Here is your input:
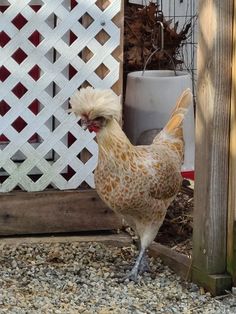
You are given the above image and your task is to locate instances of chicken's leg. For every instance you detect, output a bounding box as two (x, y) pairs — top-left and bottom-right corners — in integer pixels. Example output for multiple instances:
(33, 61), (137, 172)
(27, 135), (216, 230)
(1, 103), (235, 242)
(138, 252), (151, 274)
(121, 247), (146, 282)
(136, 239), (151, 274)
(120, 225), (158, 282)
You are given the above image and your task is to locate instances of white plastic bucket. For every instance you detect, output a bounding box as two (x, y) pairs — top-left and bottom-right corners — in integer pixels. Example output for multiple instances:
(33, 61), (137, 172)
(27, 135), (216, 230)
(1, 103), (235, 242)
(124, 70), (195, 176)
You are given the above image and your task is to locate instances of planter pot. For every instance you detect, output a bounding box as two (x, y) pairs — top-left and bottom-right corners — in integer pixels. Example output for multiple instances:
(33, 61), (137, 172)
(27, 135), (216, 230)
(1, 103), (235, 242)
(124, 70), (195, 178)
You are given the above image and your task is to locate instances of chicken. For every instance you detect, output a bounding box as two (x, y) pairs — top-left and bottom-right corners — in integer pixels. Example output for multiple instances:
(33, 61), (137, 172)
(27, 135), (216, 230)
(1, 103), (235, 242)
(69, 87), (192, 281)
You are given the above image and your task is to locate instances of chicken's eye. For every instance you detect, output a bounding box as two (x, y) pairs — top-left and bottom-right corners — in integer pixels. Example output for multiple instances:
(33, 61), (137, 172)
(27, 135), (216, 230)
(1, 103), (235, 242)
(94, 116), (106, 124)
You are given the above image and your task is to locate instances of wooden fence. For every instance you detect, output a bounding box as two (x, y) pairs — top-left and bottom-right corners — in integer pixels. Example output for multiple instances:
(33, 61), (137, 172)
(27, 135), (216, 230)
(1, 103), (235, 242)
(228, 0), (236, 287)
(192, 0), (236, 294)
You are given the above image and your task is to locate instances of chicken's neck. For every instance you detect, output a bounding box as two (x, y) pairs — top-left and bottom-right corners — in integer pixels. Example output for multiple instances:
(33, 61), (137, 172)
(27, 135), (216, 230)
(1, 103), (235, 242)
(96, 119), (133, 158)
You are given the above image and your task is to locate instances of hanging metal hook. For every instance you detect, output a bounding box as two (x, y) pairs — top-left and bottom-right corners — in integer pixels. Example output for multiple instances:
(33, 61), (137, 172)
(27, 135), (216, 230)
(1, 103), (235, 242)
(152, 21), (164, 51)
(142, 21), (164, 76)
(142, 20), (177, 76)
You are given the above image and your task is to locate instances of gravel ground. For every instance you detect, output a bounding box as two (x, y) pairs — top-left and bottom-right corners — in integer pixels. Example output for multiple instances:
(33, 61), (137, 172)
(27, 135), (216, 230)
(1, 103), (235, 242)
(0, 241), (235, 314)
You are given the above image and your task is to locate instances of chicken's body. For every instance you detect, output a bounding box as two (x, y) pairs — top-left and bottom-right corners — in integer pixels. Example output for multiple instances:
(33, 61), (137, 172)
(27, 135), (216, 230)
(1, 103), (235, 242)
(95, 119), (182, 241)
(70, 87), (192, 281)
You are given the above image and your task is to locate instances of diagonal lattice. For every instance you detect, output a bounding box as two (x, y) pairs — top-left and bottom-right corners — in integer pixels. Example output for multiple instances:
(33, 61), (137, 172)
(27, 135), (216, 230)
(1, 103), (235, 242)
(0, 0), (122, 192)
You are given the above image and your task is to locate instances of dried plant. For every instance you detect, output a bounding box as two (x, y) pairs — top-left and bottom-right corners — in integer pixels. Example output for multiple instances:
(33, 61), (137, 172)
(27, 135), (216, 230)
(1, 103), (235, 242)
(124, 2), (195, 73)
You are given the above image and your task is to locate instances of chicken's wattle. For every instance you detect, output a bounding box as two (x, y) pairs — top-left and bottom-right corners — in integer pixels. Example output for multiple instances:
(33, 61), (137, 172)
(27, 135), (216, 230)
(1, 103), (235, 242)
(88, 125), (100, 133)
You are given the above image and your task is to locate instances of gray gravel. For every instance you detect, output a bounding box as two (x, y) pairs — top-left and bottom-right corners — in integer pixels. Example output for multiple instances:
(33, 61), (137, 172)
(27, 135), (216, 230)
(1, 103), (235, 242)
(0, 241), (235, 314)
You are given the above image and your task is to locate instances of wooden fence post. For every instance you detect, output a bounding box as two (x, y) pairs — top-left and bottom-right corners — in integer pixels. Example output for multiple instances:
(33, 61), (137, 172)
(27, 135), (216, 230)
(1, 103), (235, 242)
(228, 0), (236, 286)
(192, 0), (233, 295)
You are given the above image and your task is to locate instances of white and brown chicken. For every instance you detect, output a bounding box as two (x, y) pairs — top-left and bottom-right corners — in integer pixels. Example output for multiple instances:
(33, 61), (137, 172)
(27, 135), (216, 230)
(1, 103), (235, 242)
(69, 87), (192, 281)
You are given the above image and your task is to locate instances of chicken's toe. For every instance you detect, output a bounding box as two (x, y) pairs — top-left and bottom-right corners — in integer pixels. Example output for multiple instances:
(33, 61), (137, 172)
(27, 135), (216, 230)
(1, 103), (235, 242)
(118, 266), (139, 283)
(138, 253), (151, 274)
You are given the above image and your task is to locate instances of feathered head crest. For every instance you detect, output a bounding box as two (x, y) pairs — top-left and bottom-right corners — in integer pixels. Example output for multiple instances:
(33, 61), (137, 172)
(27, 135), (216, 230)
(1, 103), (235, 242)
(69, 87), (121, 122)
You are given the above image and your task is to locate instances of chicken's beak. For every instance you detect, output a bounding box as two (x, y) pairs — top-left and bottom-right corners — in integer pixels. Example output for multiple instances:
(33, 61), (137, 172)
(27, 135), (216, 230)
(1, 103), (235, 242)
(80, 118), (89, 131)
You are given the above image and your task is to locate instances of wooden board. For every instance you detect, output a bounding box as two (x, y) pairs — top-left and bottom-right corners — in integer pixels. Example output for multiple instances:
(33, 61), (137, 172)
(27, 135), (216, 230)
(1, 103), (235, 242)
(193, 0), (233, 293)
(0, 232), (132, 247)
(0, 190), (122, 236)
(227, 0), (236, 286)
(149, 242), (192, 280)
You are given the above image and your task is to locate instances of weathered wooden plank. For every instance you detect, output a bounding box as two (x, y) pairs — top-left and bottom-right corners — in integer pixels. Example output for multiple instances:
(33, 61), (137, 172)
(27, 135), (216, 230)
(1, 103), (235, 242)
(191, 270), (232, 296)
(0, 190), (122, 235)
(149, 242), (192, 280)
(227, 0), (236, 286)
(227, 222), (236, 285)
(193, 0), (233, 291)
(0, 232), (132, 247)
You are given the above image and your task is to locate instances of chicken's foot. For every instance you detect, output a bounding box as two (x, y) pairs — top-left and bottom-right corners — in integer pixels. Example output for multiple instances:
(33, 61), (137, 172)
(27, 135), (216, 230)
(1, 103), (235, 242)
(119, 247), (146, 282)
(138, 252), (151, 274)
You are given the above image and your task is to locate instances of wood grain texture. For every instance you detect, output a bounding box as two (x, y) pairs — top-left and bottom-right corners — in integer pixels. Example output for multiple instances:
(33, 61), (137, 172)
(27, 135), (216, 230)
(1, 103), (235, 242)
(149, 242), (191, 280)
(191, 269), (232, 296)
(227, 0), (236, 285)
(0, 232), (132, 247)
(193, 0), (233, 274)
(0, 190), (122, 236)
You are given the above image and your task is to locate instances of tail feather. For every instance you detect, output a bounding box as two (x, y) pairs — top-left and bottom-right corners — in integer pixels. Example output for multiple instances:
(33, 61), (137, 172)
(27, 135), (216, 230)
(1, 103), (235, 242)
(163, 88), (192, 136)
(152, 88), (192, 146)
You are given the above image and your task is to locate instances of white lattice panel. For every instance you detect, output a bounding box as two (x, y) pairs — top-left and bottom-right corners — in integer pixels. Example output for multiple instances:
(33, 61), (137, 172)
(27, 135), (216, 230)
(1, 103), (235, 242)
(0, 0), (122, 192)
